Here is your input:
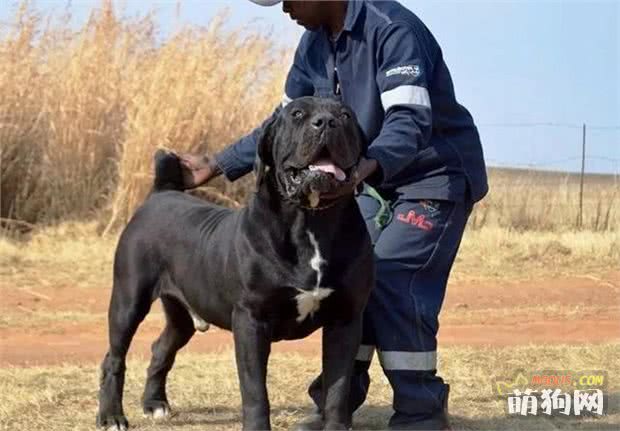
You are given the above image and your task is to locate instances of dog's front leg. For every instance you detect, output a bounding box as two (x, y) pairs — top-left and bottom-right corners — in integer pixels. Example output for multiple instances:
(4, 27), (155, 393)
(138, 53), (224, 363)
(232, 305), (272, 431)
(322, 316), (362, 430)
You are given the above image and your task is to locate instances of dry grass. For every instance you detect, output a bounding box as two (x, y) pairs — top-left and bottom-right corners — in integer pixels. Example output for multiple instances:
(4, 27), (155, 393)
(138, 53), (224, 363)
(0, 310), (102, 329)
(0, 344), (618, 430)
(0, 1), (617, 233)
(0, 222), (116, 292)
(2, 222), (617, 290)
(470, 168), (619, 232)
(2, 224), (617, 429)
(0, 0), (287, 229)
(451, 226), (620, 281)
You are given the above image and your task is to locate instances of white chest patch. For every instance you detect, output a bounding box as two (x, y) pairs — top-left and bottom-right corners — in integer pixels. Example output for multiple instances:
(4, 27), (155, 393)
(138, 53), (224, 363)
(295, 231), (333, 322)
(295, 287), (333, 322)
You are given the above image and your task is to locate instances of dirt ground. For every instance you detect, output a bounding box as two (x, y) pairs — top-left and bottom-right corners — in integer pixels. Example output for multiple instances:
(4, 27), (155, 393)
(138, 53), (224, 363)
(2, 272), (618, 366)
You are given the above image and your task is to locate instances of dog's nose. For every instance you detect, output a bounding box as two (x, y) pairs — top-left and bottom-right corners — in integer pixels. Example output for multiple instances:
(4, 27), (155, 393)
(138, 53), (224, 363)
(311, 113), (338, 130)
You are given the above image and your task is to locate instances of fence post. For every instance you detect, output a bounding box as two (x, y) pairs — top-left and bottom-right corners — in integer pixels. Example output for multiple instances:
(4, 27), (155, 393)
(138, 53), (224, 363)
(578, 123), (586, 228)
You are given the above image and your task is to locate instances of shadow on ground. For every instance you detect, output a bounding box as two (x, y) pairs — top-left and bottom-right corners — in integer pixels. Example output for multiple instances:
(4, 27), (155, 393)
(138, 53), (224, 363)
(158, 394), (618, 430)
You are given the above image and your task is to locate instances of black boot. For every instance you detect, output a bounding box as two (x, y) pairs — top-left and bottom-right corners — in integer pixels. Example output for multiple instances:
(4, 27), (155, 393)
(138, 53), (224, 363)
(388, 384), (451, 431)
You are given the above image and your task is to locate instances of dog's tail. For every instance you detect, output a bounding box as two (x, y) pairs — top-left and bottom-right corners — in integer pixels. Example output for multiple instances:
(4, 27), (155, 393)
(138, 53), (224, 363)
(153, 149), (185, 192)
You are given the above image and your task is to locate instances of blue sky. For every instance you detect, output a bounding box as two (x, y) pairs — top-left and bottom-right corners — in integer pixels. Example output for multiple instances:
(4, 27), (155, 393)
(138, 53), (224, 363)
(2, 0), (618, 173)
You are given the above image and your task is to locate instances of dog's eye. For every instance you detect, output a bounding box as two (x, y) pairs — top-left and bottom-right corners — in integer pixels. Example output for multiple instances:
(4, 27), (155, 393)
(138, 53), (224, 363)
(292, 110), (304, 119)
(340, 111), (351, 120)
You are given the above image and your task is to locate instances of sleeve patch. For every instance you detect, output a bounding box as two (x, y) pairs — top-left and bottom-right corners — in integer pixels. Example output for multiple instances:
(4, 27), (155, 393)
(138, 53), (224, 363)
(386, 64), (421, 78)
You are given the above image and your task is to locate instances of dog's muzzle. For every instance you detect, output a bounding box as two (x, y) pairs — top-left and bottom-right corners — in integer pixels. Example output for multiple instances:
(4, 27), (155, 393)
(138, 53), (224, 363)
(284, 159), (357, 209)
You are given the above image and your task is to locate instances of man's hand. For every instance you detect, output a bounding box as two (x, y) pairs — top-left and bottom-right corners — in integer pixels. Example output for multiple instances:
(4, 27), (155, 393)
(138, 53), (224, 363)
(321, 158), (379, 200)
(178, 153), (222, 189)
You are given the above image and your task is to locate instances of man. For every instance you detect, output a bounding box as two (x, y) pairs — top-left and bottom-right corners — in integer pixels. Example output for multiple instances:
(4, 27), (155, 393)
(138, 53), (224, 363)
(180, 1), (488, 430)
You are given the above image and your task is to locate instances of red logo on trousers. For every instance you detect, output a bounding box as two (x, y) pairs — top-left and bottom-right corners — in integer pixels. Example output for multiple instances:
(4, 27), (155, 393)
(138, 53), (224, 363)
(397, 210), (433, 231)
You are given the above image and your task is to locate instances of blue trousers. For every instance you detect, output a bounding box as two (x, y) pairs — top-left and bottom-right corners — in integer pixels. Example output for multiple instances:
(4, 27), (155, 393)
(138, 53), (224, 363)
(309, 189), (472, 426)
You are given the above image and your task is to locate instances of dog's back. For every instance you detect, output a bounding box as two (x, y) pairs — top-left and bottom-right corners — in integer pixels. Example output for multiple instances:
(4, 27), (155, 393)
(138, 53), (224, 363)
(132, 149), (236, 250)
(111, 151), (238, 328)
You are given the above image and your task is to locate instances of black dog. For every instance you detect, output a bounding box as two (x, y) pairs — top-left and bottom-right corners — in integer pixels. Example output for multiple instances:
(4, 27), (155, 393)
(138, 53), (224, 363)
(97, 97), (374, 430)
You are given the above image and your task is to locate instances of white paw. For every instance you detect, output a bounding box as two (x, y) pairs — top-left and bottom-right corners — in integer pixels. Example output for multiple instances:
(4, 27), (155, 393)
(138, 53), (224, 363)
(144, 405), (170, 420)
(106, 425), (127, 431)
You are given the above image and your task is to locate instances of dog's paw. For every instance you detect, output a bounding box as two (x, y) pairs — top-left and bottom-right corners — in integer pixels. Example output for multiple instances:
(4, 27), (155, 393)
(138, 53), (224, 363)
(96, 413), (128, 430)
(143, 400), (171, 420)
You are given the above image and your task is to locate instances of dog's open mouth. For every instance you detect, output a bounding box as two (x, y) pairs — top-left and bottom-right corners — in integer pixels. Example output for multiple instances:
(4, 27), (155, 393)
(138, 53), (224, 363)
(288, 159), (352, 186)
(308, 159), (347, 182)
(288, 159), (351, 185)
(285, 158), (354, 209)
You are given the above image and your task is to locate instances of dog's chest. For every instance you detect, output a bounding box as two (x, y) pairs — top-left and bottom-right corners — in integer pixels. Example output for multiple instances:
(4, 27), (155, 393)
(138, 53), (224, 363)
(291, 231), (334, 323)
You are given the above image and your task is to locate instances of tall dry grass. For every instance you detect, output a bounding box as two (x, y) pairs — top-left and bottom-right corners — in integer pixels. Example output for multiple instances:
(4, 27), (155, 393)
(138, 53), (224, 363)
(0, 1), (617, 233)
(469, 168), (618, 231)
(0, 1), (288, 229)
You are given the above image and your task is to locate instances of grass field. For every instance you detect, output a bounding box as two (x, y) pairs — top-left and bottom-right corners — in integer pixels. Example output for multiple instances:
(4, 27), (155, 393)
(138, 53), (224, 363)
(1, 224), (618, 429)
(1, 345), (618, 430)
(2, 220), (618, 286)
(471, 168), (618, 232)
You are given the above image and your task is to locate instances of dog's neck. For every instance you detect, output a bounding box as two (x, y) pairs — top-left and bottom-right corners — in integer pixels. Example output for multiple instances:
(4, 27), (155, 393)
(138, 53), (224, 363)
(247, 174), (355, 245)
(240, 174), (367, 285)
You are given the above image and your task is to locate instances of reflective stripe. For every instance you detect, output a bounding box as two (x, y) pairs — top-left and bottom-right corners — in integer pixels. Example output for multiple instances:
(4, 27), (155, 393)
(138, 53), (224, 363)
(378, 350), (437, 371)
(355, 344), (375, 362)
(282, 93), (293, 107)
(380, 85), (431, 111)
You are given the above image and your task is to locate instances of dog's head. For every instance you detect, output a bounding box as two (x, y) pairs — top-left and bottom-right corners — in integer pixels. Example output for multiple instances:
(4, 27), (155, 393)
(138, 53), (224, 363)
(256, 97), (365, 208)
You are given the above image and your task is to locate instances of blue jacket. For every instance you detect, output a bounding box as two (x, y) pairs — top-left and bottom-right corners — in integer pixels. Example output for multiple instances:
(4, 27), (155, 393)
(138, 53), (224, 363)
(215, 0), (488, 203)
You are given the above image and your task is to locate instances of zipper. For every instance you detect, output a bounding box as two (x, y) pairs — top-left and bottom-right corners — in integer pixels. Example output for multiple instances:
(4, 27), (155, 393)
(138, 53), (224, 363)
(334, 66), (341, 96)
(325, 29), (343, 100)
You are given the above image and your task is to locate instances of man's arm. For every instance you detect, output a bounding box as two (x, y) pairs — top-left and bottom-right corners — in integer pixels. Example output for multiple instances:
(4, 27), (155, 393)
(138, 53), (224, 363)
(365, 22), (436, 188)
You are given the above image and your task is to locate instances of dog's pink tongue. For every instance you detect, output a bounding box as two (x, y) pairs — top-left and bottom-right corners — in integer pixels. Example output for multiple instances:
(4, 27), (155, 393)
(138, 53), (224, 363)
(308, 159), (346, 181)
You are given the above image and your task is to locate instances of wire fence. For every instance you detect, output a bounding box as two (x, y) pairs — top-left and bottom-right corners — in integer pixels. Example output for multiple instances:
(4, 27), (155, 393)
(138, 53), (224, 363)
(468, 123), (618, 230)
(478, 122), (619, 172)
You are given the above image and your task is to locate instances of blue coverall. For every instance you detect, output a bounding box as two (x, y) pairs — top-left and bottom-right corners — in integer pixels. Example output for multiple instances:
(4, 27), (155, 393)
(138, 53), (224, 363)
(214, 0), (488, 427)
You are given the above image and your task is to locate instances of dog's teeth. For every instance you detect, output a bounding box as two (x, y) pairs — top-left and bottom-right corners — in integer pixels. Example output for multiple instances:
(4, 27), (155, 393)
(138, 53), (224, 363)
(309, 191), (320, 208)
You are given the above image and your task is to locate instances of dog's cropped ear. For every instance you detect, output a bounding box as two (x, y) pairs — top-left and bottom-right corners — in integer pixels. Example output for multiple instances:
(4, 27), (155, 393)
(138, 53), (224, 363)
(255, 115), (278, 190)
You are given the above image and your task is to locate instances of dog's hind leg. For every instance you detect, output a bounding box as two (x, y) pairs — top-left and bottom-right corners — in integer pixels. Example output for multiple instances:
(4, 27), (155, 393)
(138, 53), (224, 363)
(97, 273), (155, 430)
(142, 296), (196, 419)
